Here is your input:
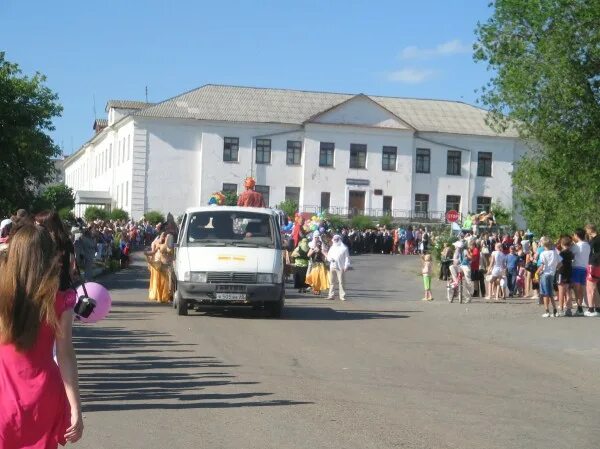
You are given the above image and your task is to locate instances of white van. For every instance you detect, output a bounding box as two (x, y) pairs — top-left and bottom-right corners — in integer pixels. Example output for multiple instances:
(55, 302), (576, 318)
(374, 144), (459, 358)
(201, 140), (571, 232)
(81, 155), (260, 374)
(173, 206), (285, 317)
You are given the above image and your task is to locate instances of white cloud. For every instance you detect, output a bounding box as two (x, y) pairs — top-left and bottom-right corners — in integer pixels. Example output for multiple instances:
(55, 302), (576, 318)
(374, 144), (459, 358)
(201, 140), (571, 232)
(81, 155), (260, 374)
(399, 39), (471, 60)
(386, 68), (436, 84)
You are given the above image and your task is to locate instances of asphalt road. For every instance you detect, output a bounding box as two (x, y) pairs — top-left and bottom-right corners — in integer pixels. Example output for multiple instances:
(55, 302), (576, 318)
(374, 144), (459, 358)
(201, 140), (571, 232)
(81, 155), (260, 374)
(74, 253), (600, 449)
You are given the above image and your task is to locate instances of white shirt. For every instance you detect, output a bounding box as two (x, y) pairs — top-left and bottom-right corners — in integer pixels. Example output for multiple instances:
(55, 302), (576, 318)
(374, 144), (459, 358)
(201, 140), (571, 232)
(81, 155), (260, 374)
(521, 239), (530, 254)
(540, 249), (561, 275)
(572, 241), (591, 268)
(492, 250), (507, 269)
(327, 242), (350, 271)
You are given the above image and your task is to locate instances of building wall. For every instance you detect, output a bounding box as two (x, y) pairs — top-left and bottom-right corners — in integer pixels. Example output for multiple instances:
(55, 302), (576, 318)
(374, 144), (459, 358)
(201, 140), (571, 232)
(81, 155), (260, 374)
(65, 111), (525, 223)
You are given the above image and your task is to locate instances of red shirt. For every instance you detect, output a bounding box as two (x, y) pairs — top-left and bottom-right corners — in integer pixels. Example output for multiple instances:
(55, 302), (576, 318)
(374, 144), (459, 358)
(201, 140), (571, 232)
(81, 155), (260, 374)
(237, 190), (265, 207)
(470, 247), (480, 271)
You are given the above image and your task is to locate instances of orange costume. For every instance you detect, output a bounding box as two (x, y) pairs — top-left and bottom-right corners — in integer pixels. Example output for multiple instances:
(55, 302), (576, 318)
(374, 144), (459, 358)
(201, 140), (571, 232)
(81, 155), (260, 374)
(237, 177), (265, 207)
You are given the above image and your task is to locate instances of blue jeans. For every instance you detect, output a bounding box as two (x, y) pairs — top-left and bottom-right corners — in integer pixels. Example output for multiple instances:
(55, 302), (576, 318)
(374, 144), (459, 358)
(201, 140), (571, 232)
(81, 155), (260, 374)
(507, 270), (518, 295)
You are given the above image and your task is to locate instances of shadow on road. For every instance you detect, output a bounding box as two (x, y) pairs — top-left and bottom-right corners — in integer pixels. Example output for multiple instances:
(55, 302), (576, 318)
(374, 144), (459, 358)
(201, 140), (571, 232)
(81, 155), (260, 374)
(195, 306), (410, 321)
(73, 325), (312, 412)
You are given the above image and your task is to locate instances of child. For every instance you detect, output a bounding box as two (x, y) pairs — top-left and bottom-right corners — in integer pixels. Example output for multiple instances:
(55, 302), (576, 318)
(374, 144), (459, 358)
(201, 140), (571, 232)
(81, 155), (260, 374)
(421, 254), (433, 301)
(516, 262), (526, 297)
(556, 235), (574, 316)
(538, 237), (562, 317)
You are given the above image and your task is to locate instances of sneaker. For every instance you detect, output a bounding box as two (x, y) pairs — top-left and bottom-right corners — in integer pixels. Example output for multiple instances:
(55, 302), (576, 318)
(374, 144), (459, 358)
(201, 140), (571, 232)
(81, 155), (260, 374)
(556, 309), (564, 317)
(421, 297), (429, 301)
(575, 307), (584, 316)
(326, 296), (335, 300)
(584, 310), (599, 317)
(542, 312), (551, 318)
(564, 309), (573, 317)
(553, 309), (558, 317)
(340, 297), (347, 301)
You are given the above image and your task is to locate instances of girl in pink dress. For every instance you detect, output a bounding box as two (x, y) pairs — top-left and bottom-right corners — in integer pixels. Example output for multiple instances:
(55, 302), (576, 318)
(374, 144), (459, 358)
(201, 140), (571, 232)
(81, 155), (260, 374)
(0, 224), (83, 448)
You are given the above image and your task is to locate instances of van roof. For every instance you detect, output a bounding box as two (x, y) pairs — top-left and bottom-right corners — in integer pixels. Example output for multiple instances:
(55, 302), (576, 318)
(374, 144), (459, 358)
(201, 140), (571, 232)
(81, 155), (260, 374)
(183, 206), (279, 216)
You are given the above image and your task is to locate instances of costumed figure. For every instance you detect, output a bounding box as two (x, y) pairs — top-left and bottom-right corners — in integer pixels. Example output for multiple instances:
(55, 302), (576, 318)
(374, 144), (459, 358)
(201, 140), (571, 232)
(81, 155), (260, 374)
(237, 177), (265, 207)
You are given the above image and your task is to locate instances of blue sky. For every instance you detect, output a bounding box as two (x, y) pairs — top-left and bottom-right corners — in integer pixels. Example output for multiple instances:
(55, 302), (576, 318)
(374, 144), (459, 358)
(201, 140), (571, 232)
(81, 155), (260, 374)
(1, 0), (494, 154)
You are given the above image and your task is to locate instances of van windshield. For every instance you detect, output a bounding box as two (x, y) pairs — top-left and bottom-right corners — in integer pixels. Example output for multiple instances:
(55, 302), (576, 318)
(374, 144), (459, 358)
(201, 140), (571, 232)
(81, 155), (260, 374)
(186, 211), (276, 248)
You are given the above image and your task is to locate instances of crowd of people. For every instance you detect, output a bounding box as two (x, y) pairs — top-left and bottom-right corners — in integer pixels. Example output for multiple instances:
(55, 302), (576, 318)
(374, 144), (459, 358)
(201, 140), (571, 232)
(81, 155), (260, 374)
(429, 226), (600, 318)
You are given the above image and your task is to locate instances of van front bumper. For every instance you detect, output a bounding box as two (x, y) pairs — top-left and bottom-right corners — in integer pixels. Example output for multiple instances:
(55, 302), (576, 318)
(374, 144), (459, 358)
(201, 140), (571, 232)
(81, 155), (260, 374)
(178, 282), (283, 305)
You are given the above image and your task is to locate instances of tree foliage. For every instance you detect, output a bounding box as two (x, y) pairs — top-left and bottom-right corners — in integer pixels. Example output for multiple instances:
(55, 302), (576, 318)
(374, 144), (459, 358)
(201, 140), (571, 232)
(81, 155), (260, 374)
(276, 200), (298, 219)
(350, 215), (374, 231)
(84, 206), (109, 222)
(110, 208), (129, 222)
(474, 0), (600, 236)
(33, 184), (75, 213)
(223, 191), (238, 206)
(0, 52), (63, 217)
(144, 210), (164, 225)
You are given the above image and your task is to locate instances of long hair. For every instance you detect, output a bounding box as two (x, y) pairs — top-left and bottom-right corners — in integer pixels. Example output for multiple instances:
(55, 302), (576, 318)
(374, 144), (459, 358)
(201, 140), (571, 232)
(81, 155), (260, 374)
(0, 224), (60, 351)
(34, 210), (71, 253)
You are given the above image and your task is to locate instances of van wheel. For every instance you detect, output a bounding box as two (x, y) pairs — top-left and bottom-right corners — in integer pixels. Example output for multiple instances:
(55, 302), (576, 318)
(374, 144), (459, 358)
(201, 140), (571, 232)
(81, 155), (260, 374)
(176, 293), (188, 316)
(266, 300), (283, 318)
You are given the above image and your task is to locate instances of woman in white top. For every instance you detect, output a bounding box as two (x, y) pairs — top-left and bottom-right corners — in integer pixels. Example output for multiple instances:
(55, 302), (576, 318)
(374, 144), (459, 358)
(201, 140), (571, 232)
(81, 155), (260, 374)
(488, 243), (507, 300)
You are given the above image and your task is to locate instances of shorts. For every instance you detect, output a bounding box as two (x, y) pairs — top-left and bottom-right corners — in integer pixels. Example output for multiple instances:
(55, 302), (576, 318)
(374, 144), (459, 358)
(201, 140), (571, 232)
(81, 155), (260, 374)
(571, 267), (586, 285)
(540, 273), (555, 297)
(586, 265), (600, 283)
(556, 273), (571, 285)
(491, 267), (503, 278)
(423, 275), (431, 290)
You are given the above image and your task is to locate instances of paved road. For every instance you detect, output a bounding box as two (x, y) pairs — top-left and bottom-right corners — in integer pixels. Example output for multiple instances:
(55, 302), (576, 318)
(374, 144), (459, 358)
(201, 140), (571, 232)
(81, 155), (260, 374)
(75, 253), (600, 449)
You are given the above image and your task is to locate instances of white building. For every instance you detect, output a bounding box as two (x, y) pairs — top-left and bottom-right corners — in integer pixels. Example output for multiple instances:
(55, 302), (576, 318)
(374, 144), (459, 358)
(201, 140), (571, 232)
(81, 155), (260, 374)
(64, 84), (525, 222)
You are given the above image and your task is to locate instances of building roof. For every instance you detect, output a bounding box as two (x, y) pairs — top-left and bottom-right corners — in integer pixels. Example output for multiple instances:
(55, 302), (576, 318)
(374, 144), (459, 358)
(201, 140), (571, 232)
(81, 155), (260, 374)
(105, 100), (154, 111)
(134, 84), (518, 137)
(93, 118), (108, 130)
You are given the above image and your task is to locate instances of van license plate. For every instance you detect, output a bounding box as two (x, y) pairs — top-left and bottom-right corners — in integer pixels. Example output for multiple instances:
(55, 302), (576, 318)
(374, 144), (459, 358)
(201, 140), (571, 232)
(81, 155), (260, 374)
(215, 293), (246, 301)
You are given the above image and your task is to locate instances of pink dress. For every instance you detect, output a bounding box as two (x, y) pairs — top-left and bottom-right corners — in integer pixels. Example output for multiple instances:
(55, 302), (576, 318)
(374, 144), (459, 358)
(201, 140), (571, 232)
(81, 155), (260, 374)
(0, 290), (76, 449)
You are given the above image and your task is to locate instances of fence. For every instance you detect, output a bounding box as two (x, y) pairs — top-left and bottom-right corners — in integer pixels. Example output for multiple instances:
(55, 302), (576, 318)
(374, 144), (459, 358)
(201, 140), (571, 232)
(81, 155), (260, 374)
(302, 205), (461, 224)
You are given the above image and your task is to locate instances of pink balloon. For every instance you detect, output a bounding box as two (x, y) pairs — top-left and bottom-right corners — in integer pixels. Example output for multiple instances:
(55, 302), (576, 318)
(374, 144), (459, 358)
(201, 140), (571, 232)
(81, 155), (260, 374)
(75, 282), (112, 324)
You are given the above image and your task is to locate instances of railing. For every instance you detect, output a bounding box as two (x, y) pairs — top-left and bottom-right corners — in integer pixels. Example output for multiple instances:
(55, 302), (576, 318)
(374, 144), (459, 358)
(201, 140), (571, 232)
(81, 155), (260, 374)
(302, 205), (461, 223)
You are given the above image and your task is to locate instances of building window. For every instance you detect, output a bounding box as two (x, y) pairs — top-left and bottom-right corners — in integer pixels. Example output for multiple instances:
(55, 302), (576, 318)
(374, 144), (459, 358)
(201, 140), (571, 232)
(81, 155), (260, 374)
(255, 139), (271, 164)
(477, 152), (492, 177)
(415, 148), (430, 173)
(382, 146), (397, 171)
(476, 196), (492, 213)
(286, 140), (302, 165)
(414, 194), (429, 215)
(350, 144), (367, 169)
(319, 142), (334, 167)
(447, 150), (461, 176)
(223, 137), (239, 162)
(320, 192), (330, 210)
(255, 185), (270, 207)
(383, 196), (393, 214)
(285, 186), (300, 204)
(222, 183), (237, 193)
(446, 195), (461, 212)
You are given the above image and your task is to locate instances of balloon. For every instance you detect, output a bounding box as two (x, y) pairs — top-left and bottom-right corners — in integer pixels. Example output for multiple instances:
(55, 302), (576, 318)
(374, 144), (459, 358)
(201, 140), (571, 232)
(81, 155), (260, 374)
(319, 227), (325, 233)
(75, 282), (112, 324)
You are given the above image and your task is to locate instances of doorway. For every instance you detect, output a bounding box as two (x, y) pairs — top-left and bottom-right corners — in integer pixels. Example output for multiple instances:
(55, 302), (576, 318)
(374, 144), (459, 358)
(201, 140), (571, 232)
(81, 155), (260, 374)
(348, 190), (365, 216)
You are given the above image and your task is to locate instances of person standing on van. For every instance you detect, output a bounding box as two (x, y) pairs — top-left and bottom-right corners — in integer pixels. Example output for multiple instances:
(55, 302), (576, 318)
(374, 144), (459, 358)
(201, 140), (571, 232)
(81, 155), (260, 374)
(327, 234), (351, 301)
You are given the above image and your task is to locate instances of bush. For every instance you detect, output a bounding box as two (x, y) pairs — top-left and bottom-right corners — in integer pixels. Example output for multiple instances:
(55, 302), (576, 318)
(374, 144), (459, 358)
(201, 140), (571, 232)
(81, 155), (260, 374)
(491, 201), (516, 229)
(110, 208), (129, 222)
(325, 214), (348, 231)
(84, 206), (109, 222)
(431, 231), (458, 263)
(350, 215), (375, 230)
(276, 200), (298, 218)
(223, 191), (238, 206)
(58, 207), (76, 223)
(378, 214), (394, 229)
(144, 210), (164, 225)
(41, 184), (75, 211)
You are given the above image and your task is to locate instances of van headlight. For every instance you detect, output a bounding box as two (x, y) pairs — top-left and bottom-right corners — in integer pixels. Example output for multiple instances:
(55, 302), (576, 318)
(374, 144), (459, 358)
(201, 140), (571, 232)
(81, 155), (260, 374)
(185, 272), (207, 283)
(256, 273), (274, 284)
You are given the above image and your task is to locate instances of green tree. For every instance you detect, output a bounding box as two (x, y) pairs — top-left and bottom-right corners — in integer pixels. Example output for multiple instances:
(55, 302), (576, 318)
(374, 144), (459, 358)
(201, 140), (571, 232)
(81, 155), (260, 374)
(223, 191), (238, 206)
(0, 52), (63, 216)
(474, 0), (600, 236)
(110, 208), (129, 222)
(144, 210), (164, 225)
(84, 206), (109, 222)
(276, 200), (298, 218)
(58, 207), (76, 223)
(35, 184), (75, 213)
(350, 215), (374, 231)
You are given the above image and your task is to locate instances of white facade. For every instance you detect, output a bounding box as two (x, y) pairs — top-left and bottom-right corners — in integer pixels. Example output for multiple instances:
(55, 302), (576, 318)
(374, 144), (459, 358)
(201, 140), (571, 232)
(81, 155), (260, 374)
(64, 85), (526, 223)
